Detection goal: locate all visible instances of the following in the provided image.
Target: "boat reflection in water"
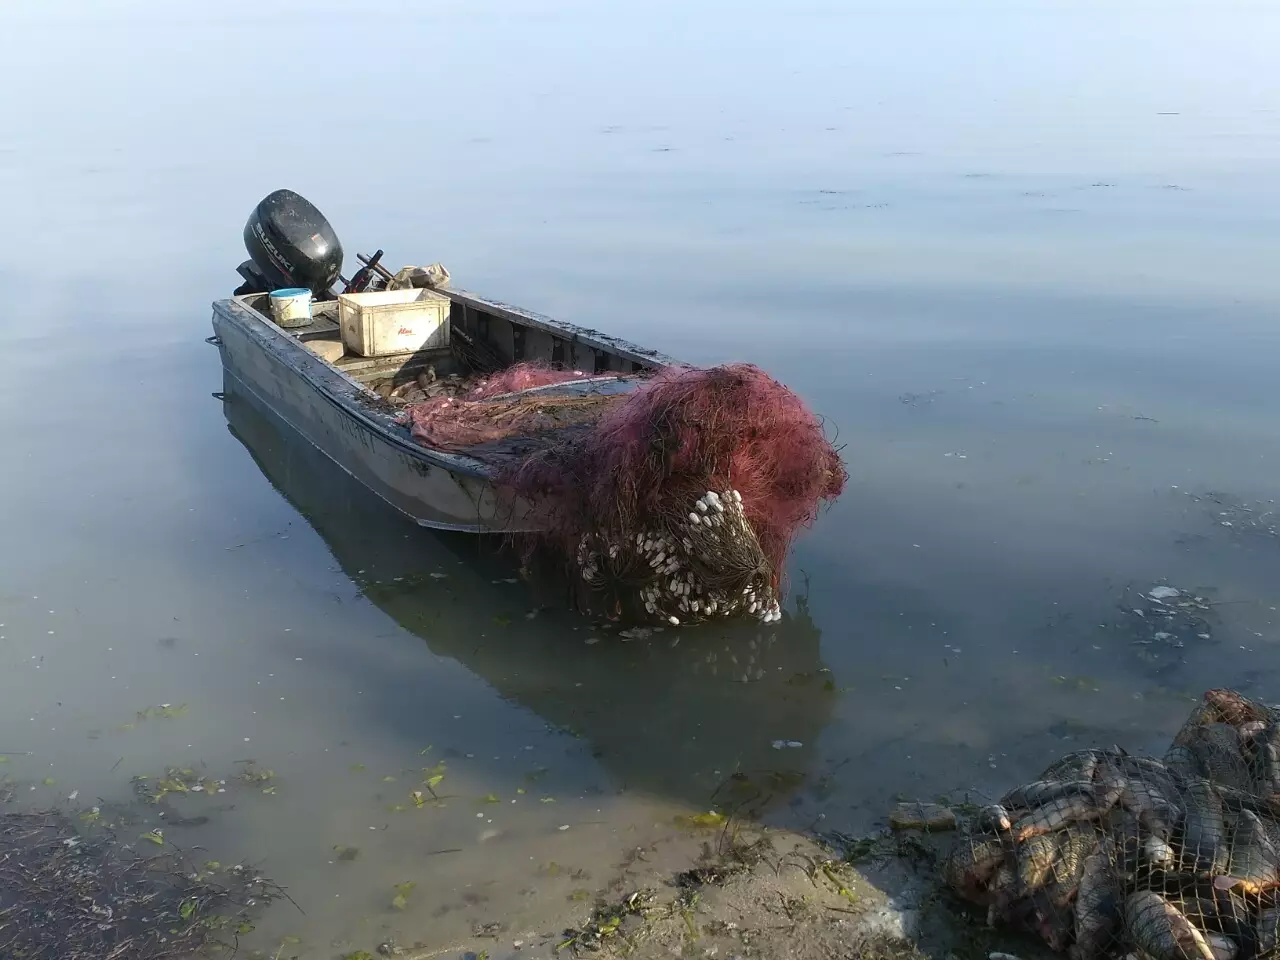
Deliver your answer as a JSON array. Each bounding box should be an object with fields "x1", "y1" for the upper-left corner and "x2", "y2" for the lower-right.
[{"x1": 221, "y1": 371, "x2": 835, "y2": 814}]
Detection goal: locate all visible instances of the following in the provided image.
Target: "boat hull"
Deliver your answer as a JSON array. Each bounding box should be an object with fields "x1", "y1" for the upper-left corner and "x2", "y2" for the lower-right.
[{"x1": 211, "y1": 297, "x2": 524, "y2": 532}]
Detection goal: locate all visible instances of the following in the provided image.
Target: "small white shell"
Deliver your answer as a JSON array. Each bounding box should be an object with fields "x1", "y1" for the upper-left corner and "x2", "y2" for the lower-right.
[
  {"x1": 1144, "y1": 836, "x2": 1174, "y2": 864},
  {"x1": 669, "y1": 616, "x2": 680, "y2": 626}
]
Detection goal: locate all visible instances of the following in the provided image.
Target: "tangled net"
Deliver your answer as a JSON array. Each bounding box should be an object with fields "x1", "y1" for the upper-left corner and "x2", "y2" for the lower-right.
[
  {"x1": 400, "y1": 363, "x2": 612, "y2": 451},
  {"x1": 403, "y1": 361, "x2": 847, "y2": 625},
  {"x1": 499, "y1": 362, "x2": 847, "y2": 625},
  {"x1": 944, "y1": 687, "x2": 1280, "y2": 960}
]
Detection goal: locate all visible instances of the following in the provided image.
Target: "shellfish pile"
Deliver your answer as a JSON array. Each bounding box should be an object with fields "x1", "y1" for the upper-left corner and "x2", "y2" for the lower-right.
[
  {"x1": 574, "y1": 488, "x2": 782, "y2": 626},
  {"x1": 944, "y1": 689, "x2": 1280, "y2": 960}
]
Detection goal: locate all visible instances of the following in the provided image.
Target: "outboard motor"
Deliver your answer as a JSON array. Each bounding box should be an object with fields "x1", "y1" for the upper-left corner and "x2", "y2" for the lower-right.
[{"x1": 234, "y1": 189, "x2": 344, "y2": 298}]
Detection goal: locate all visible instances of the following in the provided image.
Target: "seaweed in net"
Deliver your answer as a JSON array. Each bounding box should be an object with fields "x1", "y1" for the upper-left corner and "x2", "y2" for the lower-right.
[{"x1": 942, "y1": 689, "x2": 1280, "y2": 960}]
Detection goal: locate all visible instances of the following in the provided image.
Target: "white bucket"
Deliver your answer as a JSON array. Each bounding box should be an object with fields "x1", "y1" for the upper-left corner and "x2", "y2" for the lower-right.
[{"x1": 269, "y1": 287, "x2": 313, "y2": 328}]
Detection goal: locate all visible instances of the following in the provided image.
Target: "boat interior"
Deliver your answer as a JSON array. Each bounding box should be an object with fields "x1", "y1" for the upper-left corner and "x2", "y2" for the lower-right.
[{"x1": 235, "y1": 288, "x2": 666, "y2": 403}]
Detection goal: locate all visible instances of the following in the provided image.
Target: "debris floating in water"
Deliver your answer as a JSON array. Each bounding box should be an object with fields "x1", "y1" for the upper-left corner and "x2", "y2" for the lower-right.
[{"x1": 0, "y1": 807, "x2": 280, "y2": 959}]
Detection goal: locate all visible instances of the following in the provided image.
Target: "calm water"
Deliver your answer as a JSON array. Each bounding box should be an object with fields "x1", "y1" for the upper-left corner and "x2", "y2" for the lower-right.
[{"x1": 3, "y1": 0, "x2": 1280, "y2": 954}]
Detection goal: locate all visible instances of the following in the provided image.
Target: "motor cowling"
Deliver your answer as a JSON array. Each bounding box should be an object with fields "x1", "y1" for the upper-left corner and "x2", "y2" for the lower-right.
[{"x1": 242, "y1": 189, "x2": 344, "y2": 296}]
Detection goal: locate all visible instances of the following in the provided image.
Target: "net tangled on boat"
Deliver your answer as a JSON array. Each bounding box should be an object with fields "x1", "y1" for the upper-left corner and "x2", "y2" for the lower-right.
[
  {"x1": 943, "y1": 688, "x2": 1280, "y2": 960},
  {"x1": 402, "y1": 360, "x2": 846, "y2": 626},
  {"x1": 498, "y1": 362, "x2": 846, "y2": 626}
]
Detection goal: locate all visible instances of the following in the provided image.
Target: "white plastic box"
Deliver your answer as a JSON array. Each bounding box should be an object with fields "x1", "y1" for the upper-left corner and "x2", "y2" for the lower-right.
[{"x1": 336, "y1": 288, "x2": 451, "y2": 357}]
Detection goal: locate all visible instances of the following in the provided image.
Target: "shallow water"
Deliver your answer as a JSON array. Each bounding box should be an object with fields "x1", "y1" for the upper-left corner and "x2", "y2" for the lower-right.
[{"x1": 3, "y1": 0, "x2": 1280, "y2": 954}]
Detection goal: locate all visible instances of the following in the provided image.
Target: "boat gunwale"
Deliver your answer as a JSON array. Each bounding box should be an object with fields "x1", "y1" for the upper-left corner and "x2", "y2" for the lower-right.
[{"x1": 436, "y1": 285, "x2": 677, "y2": 371}]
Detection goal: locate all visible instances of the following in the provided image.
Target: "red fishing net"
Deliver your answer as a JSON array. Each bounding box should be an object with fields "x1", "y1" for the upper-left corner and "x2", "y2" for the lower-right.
[
  {"x1": 497, "y1": 363, "x2": 846, "y2": 621},
  {"x1": 501, "y1": 363, "x2": 846, "y2": 579},
  {"x1": 467, "y1": 364, "x2": 592, "y2": 399},
  {"x1": 403, "y1": 361, "x2": 847, "y2": 623},
  {"x1": 401, "y1": 363, "x2": 599, "y2": 451}
]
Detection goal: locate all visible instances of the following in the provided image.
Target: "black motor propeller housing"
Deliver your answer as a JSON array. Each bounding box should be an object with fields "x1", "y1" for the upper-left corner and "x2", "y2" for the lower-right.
[{"x1": 239, "y1": 189, "x2": 344, "y2": 297}]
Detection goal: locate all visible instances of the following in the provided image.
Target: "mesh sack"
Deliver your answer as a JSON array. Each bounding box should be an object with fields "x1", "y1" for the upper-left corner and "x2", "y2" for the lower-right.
[{"x1": 944, "y1": 689, "x2": 1280, "y2": 960}]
